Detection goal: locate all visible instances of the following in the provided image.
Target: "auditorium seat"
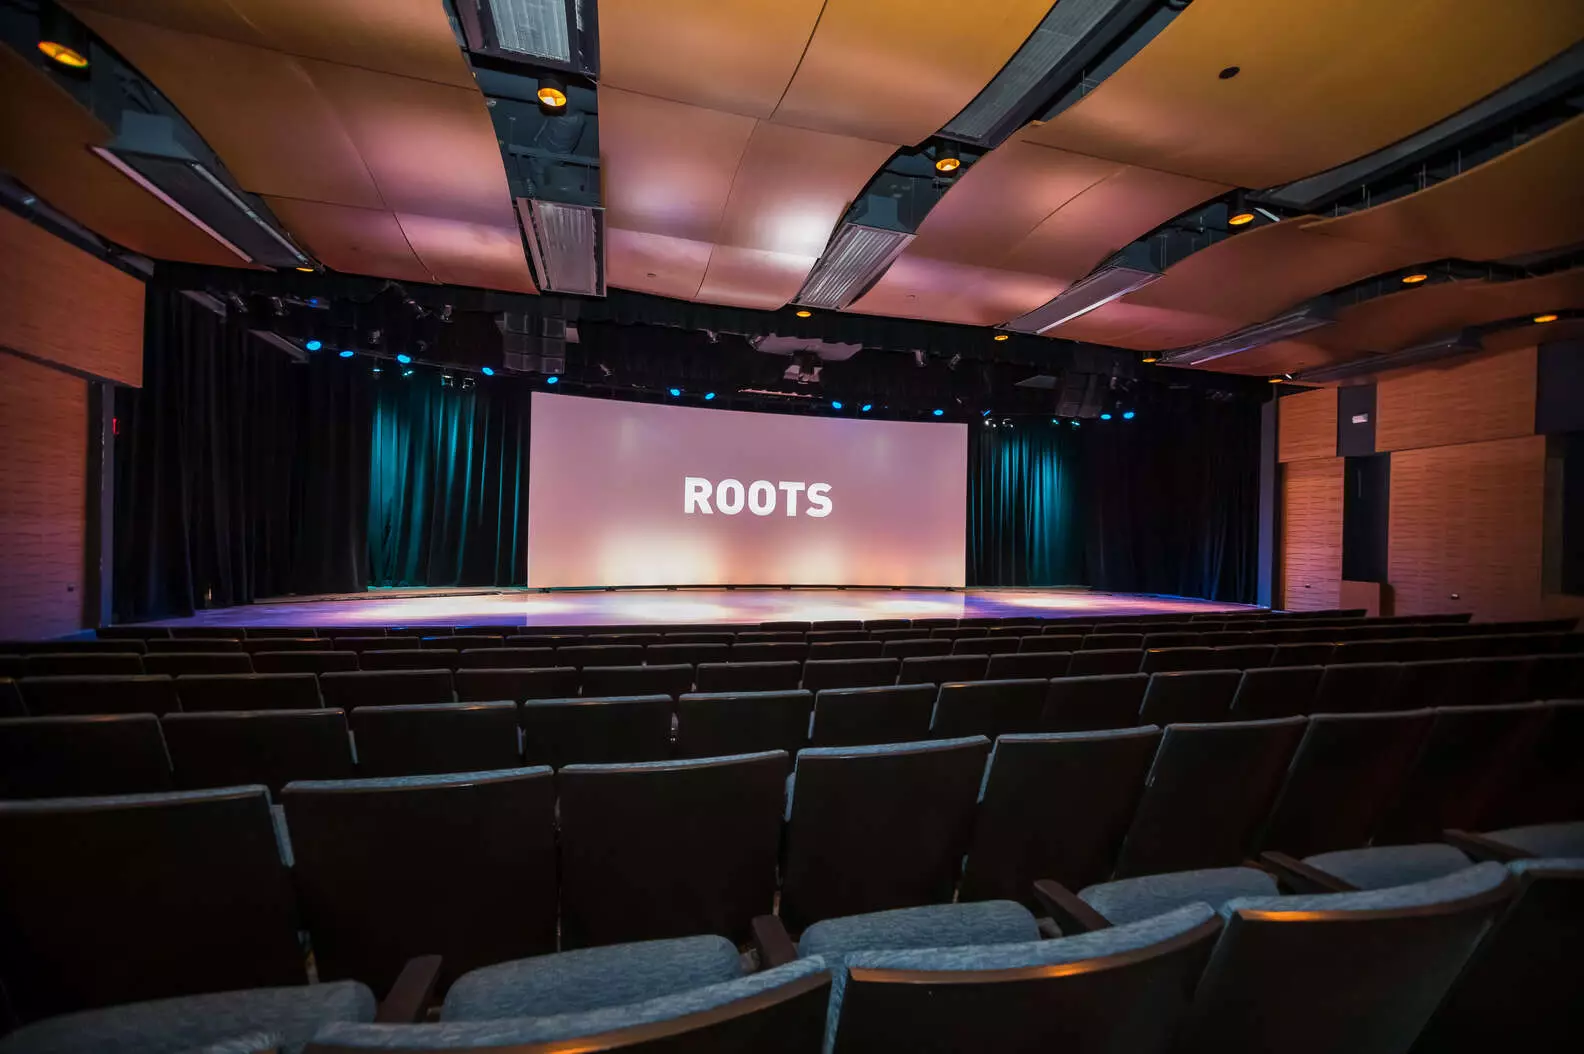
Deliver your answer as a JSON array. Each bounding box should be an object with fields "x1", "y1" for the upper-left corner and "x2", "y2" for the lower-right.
[
  {"x1": 349, "y1": 701, "x2": 520, "y2": 778},
  {"x1": 0, "y1": 677, "x2": 22, "y2": 718},
  {"x1": 1143, "y1": 632, "x2": 1202, "y2": 649},
  {"x1": 911, "y1": 618, "x2": 958, "y2": 629},
  {"x1": 805, "y1": 629, "x2": 867, "y2": 643},
  {"x1": 1209, "y1": 644, "x2": 1274, "y2": 669},
  {"x1": 880, "y1": 638, "x2": 951, "y2": 658},
  {"x1": 986, "y1": 623, "x2": 1034, "y2": 636},
  {"x1": 588, "y1": 632, "x2": 664, "y2": 646},
  {"x1": 141, "y1": 651, "x2": 254, "y2": 677},
  {"x1": 519, "y1": 695, "x2": 672, "y2": 768},
  {"x1": 1479, "y1": 700, "x2": 1584, "y2": 828},
  {"x1": 802, "y1": 657, "x2": 899, "y2": 692},
  {"x1": 780, "y1": 736, "x2": 990, "y2": 932},
  {"x1": 333, "y1": 635, "x2": 419, "y2": 652},
  {"x1": 163, "y1": 709, "x2": 355, "y2": 793},
  {"x1": 243, "y1": 626, "x2": 319, "y2": 638},
  {"x1": 1137, "y1": 669, "x2": 1242, "y2": 725},
  {"x1": 1269, "y1": 642, "x2": 1335, "y2": 666},
  {"x1": 737, "y1": 631, "x2": 805, "y2": 644},
  {"x1": 863, "y1": 619, "x2": 911, "y2": 631},
  {"x1": 558, "y1": 752, "x2": 786, "y2": 948},
  {"x1": 316, "y1": 626, "x2": 386, "y2": 638},
  {"x1": 647, "y1": 641, "x2": 731, "y2": 666},
  {"x1": 0, "y1": 786, "x2": 304, "y2": 1020},
  {"x1": 661, "y1": 631, "x2": 735, "y2": 645},
  {"x1": 19, "y1": 674, "x2": 179, "y2": 717},
  {"x1": 1139, "y1": 647, "x2": 1215, "y2": 673},
  {"x1": 1042, "y1": 623, "x2": 1091, "y2": 636},
  {"x1": 695, "y1": 661, "x2": 803, "y2": 693},
  {"x1": 148, "y1": 638, "x2": 246, "y2": 654},
  {"x1": 960, "y1": 727, "x2": 1161, "y2": 904},
  {"x1": 929, "y1": 679, "x2": 1047, "y2": 740},
  {"x1": 251, "y1": 649, "x2": 359, "y2": 674},
  {"x1": 283, "y1": 767, "x2": 557, "y2": 993},
  {"x1": 0, "y1": 714, "x2": 172, "y2": 799},
  {"x1": 731, "y1": 641, "x2": 808, "y2": 663},
  {"x1": 1333, "y1": 638, "x2": 1414, "y2": 665},
  {"x1": 240, "y1": 637, "x2": 323, "y2": 653},
  {"x1": 986, "y1": 651, "x2": 1070, "y2": 680},
  {"x1": 1311, "y1": 661, "x2": 1400, "y2": 713},
  {"x1": 806, "y1": 640, "x2": 883, "y2": 660},
  {"x1": 1021, "y1": 633, "x2": 1084, "y2": 653},
  {"x1": 760, "y1": 621, "x2": 811, "y2": 632},
  {"x1": 454, "y1": 666, "x2": 579, "y2": 702},
  {"x1": 1039, "y1": 674, "x2": 1147, "y2": 732},
  {"x1": 1226, "y1": 664, "x2": 1322, "y2": 719},
  {"x1": 1255, "y1": 709, "x2": 1433, "y2": 859},
  {"x1": 581, "y1": 663, "x2": 695, "y2": 699},
  {"x1": 174, "y1": 671, "x2": 320, "y2": 711},
  {"x1": 1525, "y1": 652, "x2": 1584, "y2": 699},
  {"x1": 1083, "y1": 633, "x2": 1144, "y2": 650},
  {"x1": 506, "y1": 633, "x2": 583, "y2": 648},
  {"x1": 457, "y1": 646, "x2": 556, "y2": 669},
  {"x1": 675, "y1": 690, "x2": 813, "y2": 762},
  {"x1": 929, "y1": 626, "x2": 987, "y2": 640},
  {"x1": 949, "y1": 636, "x2": 1019, "y2": 655},
  {"x1": 825, "y1": 902, "x2": 1218, "y2": 1054},
  {"x1": 358, "y1": 647, "x2": 459, "y2": 671},
  {"x1": 319, "y1": 669, "x2": 454, "y2": 710},
  {"x1": 897, "y1": 654, "x2": 988, "y2": 685},
  {"x1": 96, "y1": 626, "x2": 168, "y2": 640},
  {"x1": 430, "y1": 634, "x2": 502, "y2": 651},
  {"x1": 12, "y1": 638, "x2": 147, "y2": 654},
  {"x1": 868, "y1": 628, "x2": 921, "y2": 642},
  {"x1": 22, "y1": 653, "x2": 144, "y2": 677},
  {"x1": 809, "y1": 684, "x2": 936, "y2": 747},
  {"x1": 1067, "y1": 648, "x2": 1142, "y2": 676},
  {"x1": 1110, "y1": 716, "x2": 1307, "y2": 878}
]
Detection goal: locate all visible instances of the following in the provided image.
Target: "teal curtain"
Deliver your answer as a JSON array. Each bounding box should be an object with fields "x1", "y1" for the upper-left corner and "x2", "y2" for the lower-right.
[
  {"x1": 367, "y1": 375, "x2": 530, "y2": 587},
  {"x1": 967, "y1": 424, "x2": 1085, "y2": 586}
]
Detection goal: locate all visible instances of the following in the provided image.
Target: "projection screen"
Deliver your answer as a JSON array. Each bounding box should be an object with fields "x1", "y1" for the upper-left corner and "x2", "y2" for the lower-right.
[{"x1": 527, "y1": 393, "x2": 967, "y2": 587}]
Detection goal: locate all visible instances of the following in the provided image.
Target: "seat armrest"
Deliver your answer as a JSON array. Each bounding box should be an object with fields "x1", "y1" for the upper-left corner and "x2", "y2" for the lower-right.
[
  {"x1": 751, "y1": 914, "x2": 798, "y2": 969},
  {"x1": 1443, "y1": 828, "x2": 1527, "y2": 862},
  {"x1": 376, "y1": 955, "x2": 443, "y2": 1023},
  {"x1": 1258, "y1": 851, "x2": 1356, "y2": 893},
  {"x1": 1032, "y1": 879, "x2": 1111, "y2": 933}
]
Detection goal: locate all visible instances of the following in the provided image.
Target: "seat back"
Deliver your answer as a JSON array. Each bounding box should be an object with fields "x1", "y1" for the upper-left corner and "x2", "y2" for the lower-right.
[
  {"x1": 1140, "y1": 647, "x2": 1216, "y2": 673},
  {"x1": 1067, "y1": 649, "x2": 1143, "y2": 676},
  {"x1": 1480, "y1": 700, "x2": 1584, "y2": 828},
  {"x1": 0, "y1": 677, "x2": 21, "y2": 718},
  {"x1": 174, "y1": 672, "x2": 320, "y2": 712},
  {"x1": 1085, "y1": 633, "x2": 1144, "y2": 650},
  {"x1": 1137, "y1": 669, "x2": 1242, "y2": 725},
  {"x1": 808, "y1": 640, "x2": 885, "y2": 660},
  {"x1": 23, "y1": 653, "x2": 144, "y2": 677},
  {"x1": 519, "y1": 695, "x2": 672, "y2": 768},
  {"x1": 1256, "y1": 710, "x2": 1433, "y2": 858},
  {"x1": 986, "y1": 651, "x2": 1071, "y2": 680},
  {"x1": 647, "y1": 642, "x2": 731, "y2": 667},
  {"x1": 831, "y1": 904, "x2": 1220, "y2": 1054},
  {"x1": 558, "y1": 752, "x2": 787, "y2": 948},
  {"x1": 732, "y1": 642, "x2": 809, "y2": 663},
  {"x1": 142, "y1": 652, "x2": 253, "y2": 677},
  {"x1": 810, "y1": 684, "x2": 937, "y2": 746},
  {"x1": 1312, "y1": 662, "x2": 1400, "y2": 713},
  {"x1": 961, "y1": 727, "x2": 1162, "y2": 903},
  {"x1": 581, "y1": 663, "x2": 695, "y2": 699},
  {"x1": 1181, "y1": 864, "x2": 1513, "y2": 1054},
  {"x1": 1526, "y1": 652, "x2": 1584, "y2": 699},
  {"x1": 1270, "y1": 642, "x2": 1335, "y2": 667},
  {"x1": 19, "y1": 674, "x2": 179, "y2": 717},
  {"x1": 675, "y1": 690, "x2": 813, "y2": 761},
  {"x1": 434, "y1": 635, "x2": 501, "y2": 651},
  {"x1": 250, "y1": 649, "x2": 358, "y2": 674},
  {"x1": 950, "y1": 636, "x2": 1019, "y2": 655},
  {"x1": 319, "y1": 669, "x2": 454, "y2": 710},
  {"x1": 454, "y1": 666, "x2": 579, "y2": 702},
  {"x1": 148, "y1": 638, "x2": 245, "y2": 653},
  {"x1": 457, "y1": 647, "x2": 557, "y2": 669},
  {"x1": 1228, "y1": 665, "x2": 1323, "y2": 720},
  {"x1": 163, "y1": 709, "x2": 354, "y2": 794},
  {"x1": 556, "y1": 644, "x2": 647, "y2": 668},
  {"x1": 802, "y1": 657, "x2": 899, "y2": 691},
  {"x1": 1023, "y1": 634, "x2": 1084, "y2": 653},
  {"x1": 332, "y1": 636, "x2": 417, "y2": 652},
  {"x1": 898, "y1": 655, "x2": 989, "y2": 685},
  {"x1": 661, "y1": 632, "x2": 735, "y2": 645},
  {"x1": 930, "y1": 679, "x2": 1048, "y2": 739},
  {"x1": 349, "y1": 702, "x2": 520, "y2": 778},
  {"x1": 0, "y1": 714, "x2": 172, "y2": 798},
  {"x1": 880, "y1": 638, "x2": 952, "y2": 658},
  {"x1": 1040, "y1": 674, "x2": 1147, "y2": 732},
  {"x1": 696, "y1": 661, "x2": 803, "y2": 693},
  {"x1": 358, "y1": 648, "x2": 459, "y2": 671},
  {"x1": 1112, "y1": 716, "x2": 1306, "y2": 878},
  {"x1": 1211, "y1": 644, "x2": 1274, "y2": 670},
  {"x1": 0, "y1": 786, "x2": 302, "y2": 1020},
  {"x1": 283, "y1": 768, "x2": 556, "y2": 994},
  {"x1": 780, "y1": 736, "x2": 990, "y2": 931}
]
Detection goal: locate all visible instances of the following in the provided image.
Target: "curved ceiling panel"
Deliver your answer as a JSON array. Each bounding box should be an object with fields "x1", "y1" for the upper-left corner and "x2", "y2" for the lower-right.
[
  {"x1": 1480, "y1": 318, "x2": 1584, "y2": 352},
  {"x1": 603, "y1": 229, "x2": 714, "y2": 301},
  {"x1": 1020, "y1": 0, "x2": 1584, "y2": 187},
  {"x1": 598, "y1": 0, "x2": 825, "y2": 118},
  {"x1": 0, "y1": 45, "x2": 243, "y2": 266},
  {"x1": 771, "y1": 0, "x2": 1052, "y2": 145},
  {"x1": 1046, "y1": 218, "x2": 1422, "y2": 349},
  {"x1": 697, "y1": 247, "x2": 821, "y2": 311},
  {"x1": 262, "y1": 198, "x2": 433, "y2": 283},
  {"x1": 850, "y1": 257, "x2": 1064, "y2": 327},
  {"x1": 1192, "y1": 340, "x2": 1351, "y2": 380},
  {"x1": 1304, "y1": 114, "x2": 1584, "y2": 262}
]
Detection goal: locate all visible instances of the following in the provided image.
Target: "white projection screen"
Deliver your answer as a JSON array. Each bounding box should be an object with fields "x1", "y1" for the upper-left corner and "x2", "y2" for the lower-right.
[{"x1": 527, "y1": 393, "x2": 968, "y2": 587}]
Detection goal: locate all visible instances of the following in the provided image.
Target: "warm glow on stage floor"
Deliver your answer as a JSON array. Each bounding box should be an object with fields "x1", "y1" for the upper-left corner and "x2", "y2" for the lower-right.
[{"x1": 142, "y1": 588, "x2": 1257, "y2": 629}]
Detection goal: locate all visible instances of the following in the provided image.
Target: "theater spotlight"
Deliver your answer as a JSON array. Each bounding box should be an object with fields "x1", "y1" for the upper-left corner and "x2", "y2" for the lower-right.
[
  {"x1": 395, "y1": 353, "x2": 412, "y2": 364},
  {"x1": 831, "y1": 401, "x2": 843, "y2": 410},
  {"x1": 1400, "y1": 272, "x2": 1429, "y2": 285},
  {"x1": 795, "y1": 309, "x2": 813, "y2": 318},
  {"x1": 481, "y1": 367, "x2": 495, "y2": 376},
  {"x1": 1122, "y1": 410, "x2": 1135, "y2": 419},
  {"x1": 932, "y1": 408, "x2": 944, "y2": 417},
  {"x1": 1100, "y1": 412, "x2": 1112, "y2": 420},
  {"x1": 669, "y1": 387, "x2": 682, "y2": 397},
  {"x1": 981, "y1": 409, "x2": 991, "y2": 417},
  {"x1": 546, "y1": 375, "x2": 559, "y2": 384},
  {"x1": 1533, "y1": 313, "x2": 1558, "y2": 324},
  {"x1": 304, "y1": 339, "x2": 322, "y2": 352},
  {"x1": 537, "y1": 74, "x2": 568, "y2": 112},
  {"x1": 704, "y1": 392, "x2": 716, "y2": 401},
  {"x1": 37, "y1": 3, "x2": 90, "y2": 70},
  {"x1": 992, "y1": 333, "x2": 1009, "y2": 341},
  {"x1": 860, "y1": 404, "x2": 872, "y2": 412},
  {"x1": 933, "y1": 142, "x2": 960, "y2": 174},
  {"x1": 338, "y1": 349, "x2": 354, "y2": 359}
]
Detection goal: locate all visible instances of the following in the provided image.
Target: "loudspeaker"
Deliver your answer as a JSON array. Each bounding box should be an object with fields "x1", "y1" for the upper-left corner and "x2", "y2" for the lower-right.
[
  {"x1": 497, "y1": 312, "x2": 566, "y2": 375},
  {"x1": 1056, "y1": 373, "x2": 1104, "y2": 418}
]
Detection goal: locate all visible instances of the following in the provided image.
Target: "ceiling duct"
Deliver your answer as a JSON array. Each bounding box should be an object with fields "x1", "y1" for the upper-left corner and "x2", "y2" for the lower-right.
[
  {"x1": 1294, "y1": 333, "x2": 1481, "y2": 384},
  {"x1": 943, "y1": 0, "x2": 1159, "y2": 147},
  {"x1": 794, "y1": 223, "x2": 914, "y2": 310},
  {"x1": 1157, "y1": 302, "x2": 1337, "y2": 366},
  {"x1": 95, "y1": 113, "x2": 309, "y2": 268},
  {"x1": 457, "y1": 0, "x2": 599, "y2": 76},
  {"x1": 518, "y1": 198, "x2": 605, "y2": 295},
  {"x1": 1004, "y1": 262, "x2": 1162, "y2": 334}
]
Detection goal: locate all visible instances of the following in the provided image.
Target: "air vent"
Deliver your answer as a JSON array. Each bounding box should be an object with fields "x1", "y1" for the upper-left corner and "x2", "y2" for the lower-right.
[
  {"x1": 1004, "y1": 263, "x2": 1162, "y2": 334},
  {"x1": 459, "y1": 0, "x2": 598, "y2": 76},
  {"x1": 1157, "y1": 303, "x2": 1337, "y2": 366},
  {"x1": 794, "y1": 224, "x2": 915, "y2": 310},
  {"x1": 518, "y1": 198, "x2": 605, "y2": 296},
  {"x1": 1294, "y1": 334, "x2": 1479, "y2": 384}
]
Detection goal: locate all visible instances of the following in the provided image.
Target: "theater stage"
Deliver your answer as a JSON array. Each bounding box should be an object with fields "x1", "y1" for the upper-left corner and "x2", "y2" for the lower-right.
[{"x1": 139, "y1": 588, "x2": 1257, "y2": 630}]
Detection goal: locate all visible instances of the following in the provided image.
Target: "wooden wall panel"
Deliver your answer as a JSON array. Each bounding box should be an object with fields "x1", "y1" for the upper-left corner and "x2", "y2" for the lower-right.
[
  {"x1": 0, "y1": 209, "x2": 144, "y2": 385},
  {"x1": 0, "y1": 353, "x2": 87, "y2": 639},
  {"x1": 1278, "y1": 388, "x2": 1337, "y2": 462},
  {"x1": 1281, "y1": 458, "x2": 1344, "y2": 611},
  {"x1": 1375, "y1": 348, "x2": 1536, "y2": 452},
  {"x1": 1388, "y1": 435, "x2": 1546, "y2": 622}
]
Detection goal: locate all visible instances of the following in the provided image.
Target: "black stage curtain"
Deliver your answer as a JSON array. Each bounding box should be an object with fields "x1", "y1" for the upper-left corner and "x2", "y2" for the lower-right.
[
  {"x1": 967, "y1": 423, "x2": 1086, "y2": 587},
  {"x1": 366, "y1": 374, "x2": 531, "y2": 588},
  {"x1": 113, "y1": 290, "x2": 372, "y2": 622}
]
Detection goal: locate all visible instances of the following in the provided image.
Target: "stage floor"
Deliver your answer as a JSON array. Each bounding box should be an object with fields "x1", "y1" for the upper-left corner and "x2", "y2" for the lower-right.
[{"x1": 142, "y1": 588, "x2": 1257, "y2": 630}]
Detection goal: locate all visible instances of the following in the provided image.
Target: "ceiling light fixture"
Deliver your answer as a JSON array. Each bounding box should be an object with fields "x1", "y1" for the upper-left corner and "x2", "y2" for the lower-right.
[
  {"x1": 1228, "y1": 211, "x2": 1256, "y2": 226},
  {"x1": 295, "y1": 265, "x2": 315, "y2": 273},
  {"x1": 1005, "y1": 262, "x2": 1163, "y2": 334},
  {"x1": 795, "y1": 309, "x2": 813, "y2": 318},
  {"x1": 1400, "y1": 272, "x2": 1429, "y2": 284},
  {"x1": 1142, "y1": 356, "x2": 1158, "y2": 363},
  {"x1": 992, "y1": 333, "x2": 1010, "y2": 341},
  {"x1": 38, "y1": 40, "x2": 88, "y2": 69},
  {"x1": 934, "y1": 143, "x2": 960, "y2": 173},
  {"x1": 536, "y1": 74, "x2": 568, "y2": 111},
  {"x1": 1532, "y1": 313, "x2": 1558, "y2": 323}
]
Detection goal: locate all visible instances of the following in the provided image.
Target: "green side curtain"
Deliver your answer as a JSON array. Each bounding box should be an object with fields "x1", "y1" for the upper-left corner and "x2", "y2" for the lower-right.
[
  {"x1": 967, "y1": 424, "x2": 1086, "y2": 586},
  {"x1": 366, "y1": 374, "x2": 531, "y2": 587}
]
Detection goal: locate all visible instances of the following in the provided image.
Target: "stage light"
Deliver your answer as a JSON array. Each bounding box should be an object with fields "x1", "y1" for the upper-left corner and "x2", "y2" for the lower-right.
[
  {"x1": 1268, "y1": 376, "x2": 1284, "y2": 383},
  {"x1": 1142, "y1": 356, "x2": 1158, "y2": 363},
  {"x1": 795, "y1": 309, "x2": 813, "y2": 318},
  {"x1": 304, "y1": 339, "x2": 322, "y2": 352},
  {"x1": 669, "y1": 387, "x2": 682, "y2": 397},
  {"x1": 934, "y1": 143, "x2": 960, "y2": 173},
  {"x1": 1401, "y1": 272, "x2": 1429, "y2": 284},
  {"x1": 704, "y1": 392, "x2": 716, "y2": 401},
  {"x1": 396, "y1": 353, "x2": 412, "y2": 364},
  {"x1": 545, "y1": 375, "x2": 559, "y2": 385},
  {"x1": 338, "y1": 349, "x2": 354, "y2": 359},
  {"x1": 401, "y1": 368, "x2": 414, "y2": 378},
  {"x1": 981, "y1": 409, "x2": 991, "y2": 416},
  {"x1": 481, "y1": 367, "x2": 494, "y2": 376},
  {"x1": 932, "y1": 408, "x2": 944, "y2": 417},
  {"x1": 1100, "y1": 412, "x2": 1112, "y2": 420},
  {"x1": 1228, "y1": 211, "x2": 1255, "y2": 226},
  {"x1": 37, "y1": 40, "x2": 88, "y2": 68},
  {"x1": 860, "y1": 404, "x2": 872, "y2": 412},
  {"x1": 831, "y1": 401, "x2": 843, "y2": 410},
  {"x1": 1122, "y1": 410, "x2": 1135, "y2": 419},
  {"x1": 1070, "y1": 420, "x2": 1080, "y2": 428},
  {"x1": 1533, "y1": 313, "x2": 1558, "y2": 323},
  {"x1": 992, "y1": 333, "x2": 1009, "y2": 341},
  {"x1": 371, "y1": 366, "x2": 382, "y2": 375},
  {"x1": 294, "y1": 265, "x2": 315, "y2": 273},
  {"x1": 537, "y1": 74, "x2": 567, "y2": 111}
]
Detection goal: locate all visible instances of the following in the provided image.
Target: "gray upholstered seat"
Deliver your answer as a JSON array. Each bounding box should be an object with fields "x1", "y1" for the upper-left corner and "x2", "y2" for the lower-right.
[
  {"x1": 0, "y1": 981, "x2": 373, "y2": 1054},
  {"x1": 1216, "y1": 861, "x2": 1507, "y2": 919},
  {"x1": 1303, "y1": 843, "x2": 1471, "y2": 889},
  {"x1": 1484, "y1": 820, "x2": 1584, "y2": 858},
  {"x1": 441, "y1": 935, "x2": 744, "y2": 1022},
  {"x1": 798, "y1": 900, "x2": 1039, "y2": 958},
  {"x1": 306, "y1": 957, "x2": 830, "y2": 1052},
  {"x1": 1079, "y1": 867, "x2": 1278, "y2": 925}
]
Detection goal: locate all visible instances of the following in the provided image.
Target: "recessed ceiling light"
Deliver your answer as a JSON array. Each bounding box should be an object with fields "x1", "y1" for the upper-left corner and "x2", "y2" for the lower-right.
[
  {"x1": 1401, "y1": 272, "x2": 1429, "y2": 284},
  {"x1": 38, "y1": 40, "x2": 88, "y2": 69},
  {"x1": 1532, "y1": 313, "x2": 1558, "y2": 324},
  {"x1": 537, "y1": 75, "x2": 567, "y2": 111},
  {"x1": 295, "y1": 265, "x2": 315, "y2": 273},
  {"x1": 795, "y1": 309, "x2": 812, "y2": 318},
  {"x1": 992, "y1": 333, "x2": 1009, "y2": 341},
  {"x1": 1142, "y1": 356, "x2": 1158, "y2": 363},
  {"x1": 1228, "y1": 211, "x2": 1255, "y2": 226}
]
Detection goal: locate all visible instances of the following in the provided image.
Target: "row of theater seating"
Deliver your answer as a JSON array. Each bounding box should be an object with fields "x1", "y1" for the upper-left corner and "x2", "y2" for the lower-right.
[{"x1": 2, "y1": 715, "x2": 1577, "y2": 1051}]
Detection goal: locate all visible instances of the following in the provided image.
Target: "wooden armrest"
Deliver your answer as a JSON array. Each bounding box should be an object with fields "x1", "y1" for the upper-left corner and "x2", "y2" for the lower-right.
[
  {"x1": 751, "y1": 914, "x2": 798, "y2": 969},
  {"x1": 1032, "y1": 879, "x2": 1111, "y2": 933},
  {"x1": 1443, "y1": 829, "x2": 1526, "y2": 863},
  {"x1": 1258, "y1": 851, "x2": 1356, "y2": 894},
  {"x1": 375, "y1": 955, "x2": 442, "y2": 1023}
]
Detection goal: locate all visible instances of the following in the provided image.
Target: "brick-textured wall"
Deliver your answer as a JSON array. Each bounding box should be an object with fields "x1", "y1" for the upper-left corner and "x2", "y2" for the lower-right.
[
  {"x1": 0, "y1": 353, "x2": 87, "y2": 639},
  {"x1": 1280, "y1": 457, "x2": 1344, "y2": 611}
]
